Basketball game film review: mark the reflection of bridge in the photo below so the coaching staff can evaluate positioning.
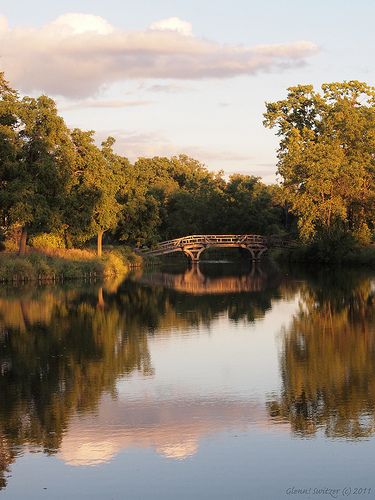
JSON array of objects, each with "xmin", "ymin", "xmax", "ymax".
[
  {"xmin": 136, "ymin": 265, "xmax": 269, "ymax": 295},
  {"xmin": 142, "ymin": 234, "xmax": 290, "ymax": 262}
]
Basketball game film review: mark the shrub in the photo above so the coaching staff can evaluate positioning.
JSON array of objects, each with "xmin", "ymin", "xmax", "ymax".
[
  {"xmin": 102, "ymin": 251, "xmax": 128, "ymax": 277},
  {"xmin": 0, "ymin": 256, "xmax": 35, "ymax": 281},
  {"xmin": 112, "ymin": 246, "xmax": 143, "ymax": 267},
  {"xmin": 353, "ymin": 223, "xmax": 372, "ymax": 246},
  {"xmin": 29, "ymin": 233, "xmax": 65, "ymax": 250}
]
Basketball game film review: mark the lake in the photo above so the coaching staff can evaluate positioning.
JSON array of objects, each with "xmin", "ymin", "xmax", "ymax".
[{"xmin": 0, "ymin": 262, "xmax": 374, "ymax": 499}]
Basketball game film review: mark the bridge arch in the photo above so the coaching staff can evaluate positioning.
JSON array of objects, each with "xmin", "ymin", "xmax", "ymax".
[
  {"xmin": 182, "ymin": 246, "xmax": 206, "ymax": 263},
  {"xmin": 181, "ymin": 244, "xmax": 268, "ymax": 263}
]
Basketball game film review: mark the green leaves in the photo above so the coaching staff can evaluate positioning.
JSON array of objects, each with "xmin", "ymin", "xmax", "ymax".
[{"xmin": 264, "ymin": 81, "xmax": 375, "ymax": 244}]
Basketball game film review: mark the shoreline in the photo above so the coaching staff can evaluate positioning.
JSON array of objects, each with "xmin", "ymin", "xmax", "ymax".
[{"xmin": 0, "ymin": 247, "xmax": 144, "ymax": 284}]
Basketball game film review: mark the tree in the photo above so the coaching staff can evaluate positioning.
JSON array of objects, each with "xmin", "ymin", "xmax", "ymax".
[
  {"xmin": 264, "ymin": 81, "xmax": 375, "ymax": 243},
  {"xmin": 0, "ymin": 73, "xmax": 21, "ymax": 247},
  {"xmin": 222, "ymin": 175, "xmax": 282, "ymax": 235},
  {"xmin": 115, "ymin": 158, "xmax": 161, "ymax": 248},
  {"xmin": 69, "ymin": 130, "xmax": 122, "ymax": 256},
  {"xmin": 0, "ymin": 76, "xmax": 74, "ymax": 254}
]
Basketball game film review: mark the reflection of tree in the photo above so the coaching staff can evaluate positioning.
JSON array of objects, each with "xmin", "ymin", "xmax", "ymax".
[
  {"xmin": 0, "ymin": 264, "xmax": 284, "ymax": 488},
  {"xmin": 268, "ymin": 270, "xmax": 375, "ymax": 439},
  {"xmin": 0, "ymin": 435, "xmax": 15, "ymax": 489},
  {"xmin": 0, "ymin": 284, "xmax": 153, "ymax": 488}
]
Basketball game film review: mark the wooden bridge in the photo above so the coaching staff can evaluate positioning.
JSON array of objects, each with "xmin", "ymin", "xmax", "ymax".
[{"xmin": 142, "ymin": 234, "xmax": 291, "ymax": 262}]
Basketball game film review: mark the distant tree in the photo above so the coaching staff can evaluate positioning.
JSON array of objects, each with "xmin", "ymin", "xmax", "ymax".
[
  {"xmin": 160, "ymin": 155, "xmax": 225, "ymax": 238},
  {"xmin": 115, "ymin": 155, "xmax": 223, "ymax": 246},
  {"xmin": 115, "ymin": 158, "xmax": 162, "ymax": 247},
  {"xmin": 222, "ymin": 175, "xmax": 282, "ymax": 235}
]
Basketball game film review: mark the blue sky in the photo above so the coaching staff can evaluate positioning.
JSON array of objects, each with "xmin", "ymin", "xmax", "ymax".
[{"xmin": 1, "ymin": 0, "xmax": 374, "ymax": 181}]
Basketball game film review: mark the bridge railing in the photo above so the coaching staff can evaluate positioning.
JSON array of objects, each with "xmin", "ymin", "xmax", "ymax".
[
  {"xmin": 142, "ymin": 234, "xmax": 294, "ymax": 256},
  {"xmin": 144, "ymin": 234, "xmax": 271, "ymax": 253},
  {"xmin": 148, "ymin": 234, "xmax": 267, "ymax": 249}
]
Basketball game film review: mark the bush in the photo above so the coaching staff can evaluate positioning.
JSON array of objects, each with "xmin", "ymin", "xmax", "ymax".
[
  {"xmin": 101, "ymin": 252, "xmax": 126, "ymax": 277},
  {"xmin": 353, "ymin": 223, "xmax": 373, "ymax": 246},
  {"xmin": 0, "ymin": 256, "xmax": 35, "ymax": 281},
  {"xmin": 112, "ymin": 246, "xmax": 143, "ymax": 267},
  {"xmin": 29, "ymin": 233, "xmax": 65, "ymax": 250},
  {"xmin": 28, "ymin": 254, "xmax": 53, "ymax": 279}
]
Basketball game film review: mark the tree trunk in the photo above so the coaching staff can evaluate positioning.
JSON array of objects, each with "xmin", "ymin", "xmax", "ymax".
[
  {"xmin": 97, "ymin": 287, "xmax": 105, "ymax": 308},
  {"xmin": 63, "ymin": 229, "xmax": 73, "ymax": 249},
  {"xmin": 18, "ymin": 226, "xmax": 28, "ymax": 255},
  {"xmin": 97, "ymin": 230, "xmax": 104, "ymax": 257}
]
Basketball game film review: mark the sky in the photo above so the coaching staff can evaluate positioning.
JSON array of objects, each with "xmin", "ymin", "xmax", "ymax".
[{"xmin": 1, "ymin": 0, "xmax": 374, "ymax": 182}]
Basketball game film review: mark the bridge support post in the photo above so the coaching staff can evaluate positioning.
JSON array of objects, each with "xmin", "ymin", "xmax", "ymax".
[
  {"xmin": 246, "ymin": 247, "xmax": 267, "ymax": 261},
  {"xmin": 183, "ymin": 246, "xmax": 205, "ymax": 263}
]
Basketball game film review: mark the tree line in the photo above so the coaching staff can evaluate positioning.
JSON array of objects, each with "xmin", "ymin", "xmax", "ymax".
[
  {"xmin": 0, "ymin": 72, "xmax": 283, "ymax": 256},
  {"xmin": 1, "ymin": 73, "xmax": 374, "ymax": 257}
]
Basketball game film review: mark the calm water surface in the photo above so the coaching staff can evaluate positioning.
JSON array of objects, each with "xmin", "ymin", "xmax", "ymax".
[{"xmin": 0, "ymin": 262, "xmax": 374, "ymax": 499}]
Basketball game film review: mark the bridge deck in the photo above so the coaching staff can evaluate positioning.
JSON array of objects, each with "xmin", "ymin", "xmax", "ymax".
[{"xmin": 142, "ymin": 234, "xmax": 291, "ymax": 260}]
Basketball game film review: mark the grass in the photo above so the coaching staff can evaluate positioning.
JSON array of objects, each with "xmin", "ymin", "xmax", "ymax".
[{"xmin": 0, "ymin": 246, "xmax": 143, "ymax": 283}]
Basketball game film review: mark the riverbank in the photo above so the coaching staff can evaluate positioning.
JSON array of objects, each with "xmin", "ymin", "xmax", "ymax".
[
  {"xmin": 271, "ymin": 243, "xmax": 375, "ymax": 266},
  {"xmin": 0, "ymin": 247, "xmax": 143, "ymax": 283}
]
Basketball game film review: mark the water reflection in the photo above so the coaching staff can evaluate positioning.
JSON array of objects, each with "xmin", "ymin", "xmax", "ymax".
[
  {"xmin": 0, "ymin": 282, "xmax": 152, "ymax": 488},
  {"xmin": 59, "ymin": 396, "xmax": 272, "ymax": 466},
  {"xmin": 134, "ymin": 262, "xmax": 277, "ymax": 295},
  {"xmin": 268, "ymin": 269, "xmax": 375, "ymax": 439},
  {"xmin": 0, "ymin": 264, "xmax": 283, "ymax": 488},
  {"xmin": 0, "ymin": 264, "xmax": 374, "ymax": 493}
]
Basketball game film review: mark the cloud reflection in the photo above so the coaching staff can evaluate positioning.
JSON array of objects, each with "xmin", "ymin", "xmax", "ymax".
[{"xmin": 59, "ymin": 396, "xmax": 282, "ymax": 465}]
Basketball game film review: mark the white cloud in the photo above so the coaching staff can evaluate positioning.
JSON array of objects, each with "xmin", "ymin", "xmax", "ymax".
[
  {"xmin": 50, "ymin": 13, "xmax": 114, "ymax": 35},
  {"xmin": 149, "ymin": 17, "xmax": 193, "ymax": 37},
  {"xmin": 0, "ymin": 13, "xmax": 318, "ymax": 98}
]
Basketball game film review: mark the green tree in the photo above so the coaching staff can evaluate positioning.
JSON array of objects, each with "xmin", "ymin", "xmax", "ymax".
[
  {"xmin": 115, "ymin": 158, "xmax": 161, "ymax": 247},
  {"xmin": 264, "ymin": 81, "xmax": 375, "ymax": 243},
  {"xmin": 222, "ymin": 175, "xmax": 282, "ymax": 235},
  {"xmin": 0, "ymin": 73, "xmax": 20, "ymax": 244},
  {"xmin": 69, "ymin": 130, "xmax": 122, "ymax": 256},
  {"xmin": 0, "ymin": 75, "xmax": 74, "ymax": 254}
]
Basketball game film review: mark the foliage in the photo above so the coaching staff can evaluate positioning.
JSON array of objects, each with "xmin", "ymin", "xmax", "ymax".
[
  {"xmin": 264, "ymin": 81, "xmax": 375, "ymax": 245},
  {"xmin": 0, "ymin": 74, "xmax": 75, "ymax": 253},
  {"xmin": 29, "ymin": 232, "xmax": 65, "ymax": 250},
  {"xmin": 3, "ymin": 71, "xmax": 375, "ymax": 263}
]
